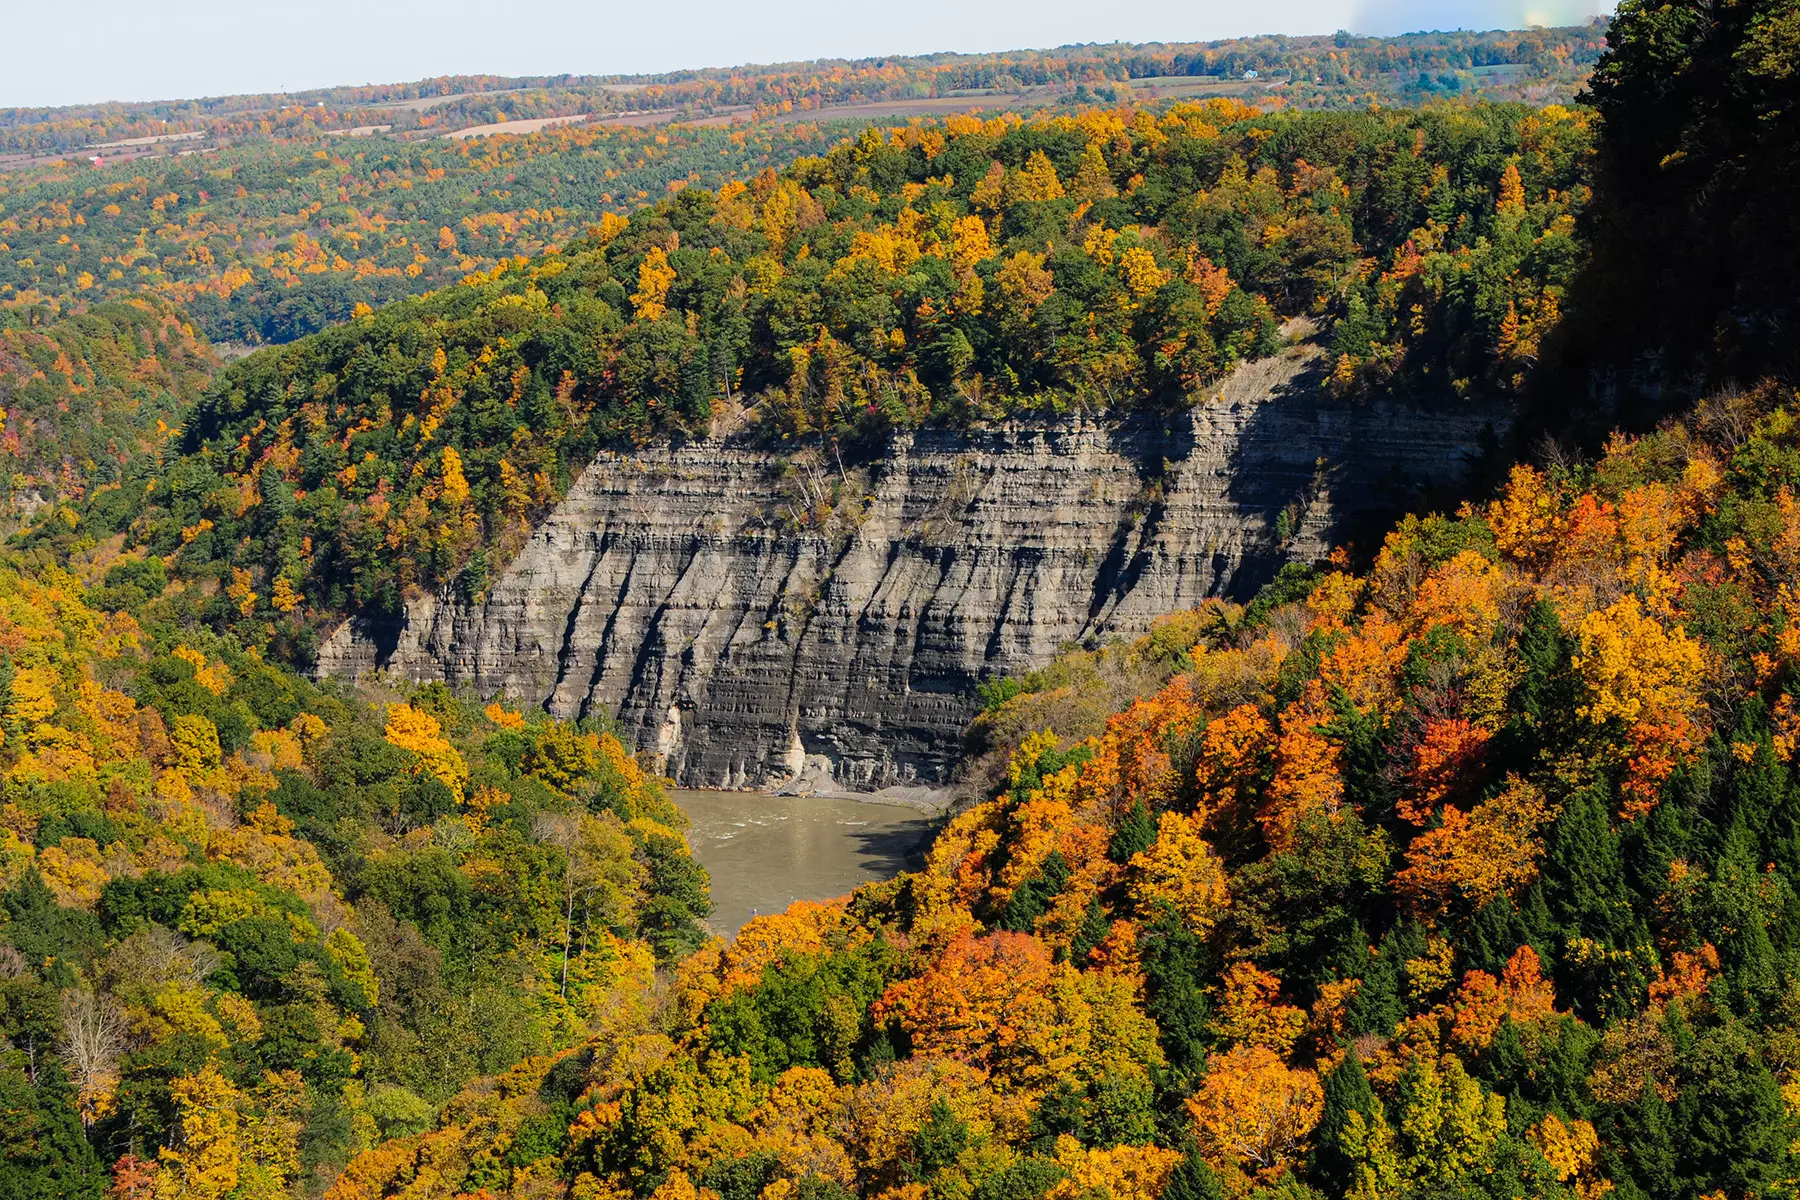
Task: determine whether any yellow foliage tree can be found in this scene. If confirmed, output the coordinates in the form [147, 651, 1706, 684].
[1128, 810, 1229, 934]
[1485, 464, 1563, 564]
[1496, 162, 1526, 215]
[1261, 722, 1344, 851]
[1392, 1054, 1508, 1193]
[632, 246, 677, 321]
[1529, 1114, 1611, 1199]
[37, 836, 109, 907]
[156, 1064, 243, 1200]
[873, 929, 1087, 1091]
[1194, 704, 1274, 827]
[1212, 962, 1306, 1057]
[1048, 1135, 1179, 1200]
[169, 713, 221, 779]
[1572, 593, 1707, 728]
[383, 703, 469, 801]
[11, 664, 59, 725]
[1118, 247, 1170, 303]
[1070, 143, 1118, 204]
[1014, 151, 1067, 203]
[1395, 775, 1555, 916]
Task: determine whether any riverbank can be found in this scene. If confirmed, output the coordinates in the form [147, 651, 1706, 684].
[770, 779, 952, 813]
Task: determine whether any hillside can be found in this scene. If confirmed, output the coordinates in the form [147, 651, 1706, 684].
[34, 99, 1587, 666]
[0, 298, 215, 521]
[0, 27, 1604, 344]
[270, 385, 1800, 1200]
[4, 5, 1800, 1200]
[0, 121, 863, 345]
[0, 556, 713, 1196]
[0, 26, 1605, 156]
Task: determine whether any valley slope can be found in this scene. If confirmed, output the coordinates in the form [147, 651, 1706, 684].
[320, 344, 1502, 788]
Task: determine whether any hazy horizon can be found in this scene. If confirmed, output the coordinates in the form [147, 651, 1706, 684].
[4, 0, 1608, 110]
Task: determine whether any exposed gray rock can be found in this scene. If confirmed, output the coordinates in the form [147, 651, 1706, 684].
[318, 347, 1504, 787]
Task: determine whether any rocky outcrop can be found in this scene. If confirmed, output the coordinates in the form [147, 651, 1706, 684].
[318, 347, 1504, 787]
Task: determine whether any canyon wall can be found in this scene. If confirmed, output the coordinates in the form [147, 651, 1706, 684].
[318, 348, 1504, 788]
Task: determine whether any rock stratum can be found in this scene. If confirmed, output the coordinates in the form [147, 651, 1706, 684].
[318, 348, 1504, 788]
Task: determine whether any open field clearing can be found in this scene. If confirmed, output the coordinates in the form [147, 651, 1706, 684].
[440, 112, 593, 138]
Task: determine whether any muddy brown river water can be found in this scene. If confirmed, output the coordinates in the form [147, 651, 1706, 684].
[673, 790, 937, 938]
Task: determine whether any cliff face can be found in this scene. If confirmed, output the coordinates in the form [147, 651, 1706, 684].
[318, 348, 1504, 788]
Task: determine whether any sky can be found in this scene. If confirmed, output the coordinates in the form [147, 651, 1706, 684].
[3, 0, 1609, 109]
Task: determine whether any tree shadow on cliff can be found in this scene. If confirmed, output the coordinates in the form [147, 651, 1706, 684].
[1080, 408, 1201, 626]
[1221, 352, 1509, 595]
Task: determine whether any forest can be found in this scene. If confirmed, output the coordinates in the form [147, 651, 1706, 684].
[0, 297, 216, 521]
[0, 27, 1605, 347]
[33, 98, 1589, 661]
[2, 1, 1799, 1198]
[0, 120, 864, 345]
[0, 559, 714, 1196]
[0, 26, 1604, 155]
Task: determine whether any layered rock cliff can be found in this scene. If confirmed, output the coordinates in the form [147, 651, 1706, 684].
[318, 347, 1504, 788]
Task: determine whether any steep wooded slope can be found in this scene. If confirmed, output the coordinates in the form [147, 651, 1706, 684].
[317, 384, 1800, 1200]
[317, 343, 1503, 788]
[0, 558, 713, 1196]
[41, 100, 1586, 674]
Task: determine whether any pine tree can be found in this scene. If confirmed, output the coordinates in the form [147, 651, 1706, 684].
[1705, 821, 1780, 1015]
[1543, 787, 1636, 943]
[1344, 922, 1423, 1036]
[1673, 1020, 1793, 1197]
[1505, 600, 1578, 746]
[1313, 1048, 1393, 1197]
[1068, 895, 1109, 964]
[1621, 783, 1692, 910]
[997, 851, 1070, 931]
[0, 653, 17, 745]
[1028, 1080, 1086, 1152]
[0, 1060, 105, 1200]
[1465, 892, 1552, 977]
[1138, 908, 1214, 1083]
[1724, 717, 1788, 848]
[1601, 1077, 1676, 1200]
[1108, 799, 1157, 864]
[1541, 787, 1647, 1020]
[907, 1098, 971, 1182]
[1162, 1140, 1224, 1200]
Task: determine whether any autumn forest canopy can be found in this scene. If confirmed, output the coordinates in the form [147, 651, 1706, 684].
[4, 5, 1800, 1200]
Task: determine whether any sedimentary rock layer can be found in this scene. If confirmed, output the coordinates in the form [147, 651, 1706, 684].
[319, 349, 1503, 787]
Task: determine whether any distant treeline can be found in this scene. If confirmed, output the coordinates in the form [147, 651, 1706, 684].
[0, 25, 1605, 154]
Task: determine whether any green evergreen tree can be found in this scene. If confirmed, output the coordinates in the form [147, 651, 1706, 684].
[1673, 1020, 1793, 1197]
[1028, 1080, 1086, 1152]
[1137, 908, 1214, 1084]
[1107, 799, 1156, 864]
[1068, 895, 1109, 965]
[1704, 821, 1781, 1015]
[1312, 1047, 1382, 1196]
[1163, 1139, 1224, 1200]
[999, 851, 1070, 932]
[908, 1098, 972, 1182]
[0, 654, 15, 745]
[1502, 600, 1578, 755]
[1540, 788, 1647, 1020]
[1601, 1077, 1676, 1200]
[1344, 922, 1424, 1036]
[0, 1061, 105, 1200]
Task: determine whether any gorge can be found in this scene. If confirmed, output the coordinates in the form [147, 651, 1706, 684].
[318, 344, 1505, 789]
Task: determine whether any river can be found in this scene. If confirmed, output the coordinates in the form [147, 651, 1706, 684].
[673, 790, 938, 938]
